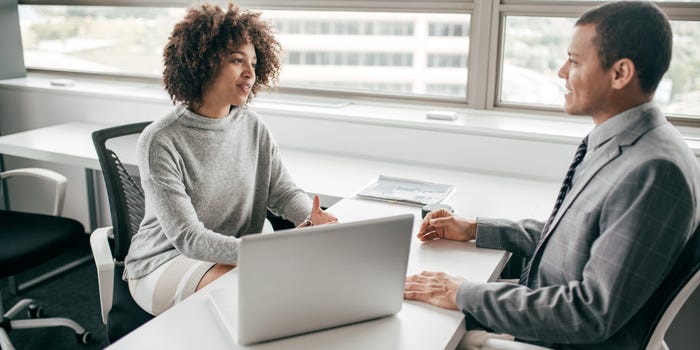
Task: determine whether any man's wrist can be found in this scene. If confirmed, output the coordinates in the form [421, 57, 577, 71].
[466, 219, 477, 241]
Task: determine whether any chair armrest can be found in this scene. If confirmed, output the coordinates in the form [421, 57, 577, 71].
[262, 218, 274, 233]
[90, 226, 115, 325]
[482, 339, 553, 350]
[0, 167, 67, 215]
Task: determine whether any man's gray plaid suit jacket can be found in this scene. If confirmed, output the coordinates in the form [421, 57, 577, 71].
[457, 103, 700, 349]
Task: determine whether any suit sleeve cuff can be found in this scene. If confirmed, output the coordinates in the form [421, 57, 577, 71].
[456, 279, 482, 313]
[475, 217, 504, 250]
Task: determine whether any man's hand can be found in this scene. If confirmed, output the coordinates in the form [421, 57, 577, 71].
[417, 208, 476, 242]
[403, 271, 465, 310]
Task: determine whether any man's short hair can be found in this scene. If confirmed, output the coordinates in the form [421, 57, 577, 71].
[576, 1, 672, 94]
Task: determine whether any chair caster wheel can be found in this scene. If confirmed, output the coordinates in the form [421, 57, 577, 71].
[77, 331, 91, 344]
[27, 305, 44, 318]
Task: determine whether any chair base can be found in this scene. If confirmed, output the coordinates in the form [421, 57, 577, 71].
[0, 327, 15, 350]
[1, 297, 91, 349]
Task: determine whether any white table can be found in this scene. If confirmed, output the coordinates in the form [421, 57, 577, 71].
[107, 198, 511, 350]
[0, 122, 113, 171]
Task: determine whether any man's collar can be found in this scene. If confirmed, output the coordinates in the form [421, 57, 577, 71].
[587, 101, 660, 151]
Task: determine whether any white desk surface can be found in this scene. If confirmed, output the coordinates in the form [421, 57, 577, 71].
[0, 122, 111, 170]
[0, 122, 560, 349]
[107, 198, 510, 350]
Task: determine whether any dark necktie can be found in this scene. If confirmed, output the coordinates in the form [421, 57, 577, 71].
[519, 136, 588, 285]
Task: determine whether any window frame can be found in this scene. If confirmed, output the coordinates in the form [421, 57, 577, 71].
[16, 0, 700, 124]
[495, 1, 700, 124]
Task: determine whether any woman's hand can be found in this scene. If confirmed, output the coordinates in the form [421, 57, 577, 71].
[416, 208, 476, 242]
[297, 195, 338, 228]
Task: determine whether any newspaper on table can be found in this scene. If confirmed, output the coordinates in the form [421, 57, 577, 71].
[356, 175, 454, 206]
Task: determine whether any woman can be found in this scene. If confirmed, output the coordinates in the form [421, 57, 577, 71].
[124, 2, 337, 316]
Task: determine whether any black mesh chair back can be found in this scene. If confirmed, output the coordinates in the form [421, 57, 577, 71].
[637, 224, 700, 349]
[92, 124, 147, 261]
[92, 121, 153, 342]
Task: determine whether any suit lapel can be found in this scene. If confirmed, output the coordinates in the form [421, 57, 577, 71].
[529, 106, 668, 272]
[543, 144, 620, 239]
[524, 144, 621, 287]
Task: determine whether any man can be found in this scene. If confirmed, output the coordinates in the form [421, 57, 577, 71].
[404, 2, 700, 349]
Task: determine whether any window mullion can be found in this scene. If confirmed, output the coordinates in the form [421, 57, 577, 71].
[661, 4, 700, 21]
[467, 0, 494, 109]
[485, 0, 502, 110]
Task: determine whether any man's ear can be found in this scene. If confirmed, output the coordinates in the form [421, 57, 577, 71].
[610, 58, 636, 90]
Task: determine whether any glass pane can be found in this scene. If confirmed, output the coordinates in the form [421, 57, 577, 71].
[500, 16, 700, 118]
[268, 11, 470, 99]
[662, 21, 700, 117]
[500, 17, 573, 107]
[18, 6, 471, 100]
[19, 5, 184, 76]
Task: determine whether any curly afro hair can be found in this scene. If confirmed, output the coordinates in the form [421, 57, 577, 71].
[162, 2, 282, 109]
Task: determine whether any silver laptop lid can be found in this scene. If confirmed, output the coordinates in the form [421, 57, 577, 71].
[236, 214, 414, 345]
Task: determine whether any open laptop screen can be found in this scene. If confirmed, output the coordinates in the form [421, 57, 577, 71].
[235, 214, 414, 345]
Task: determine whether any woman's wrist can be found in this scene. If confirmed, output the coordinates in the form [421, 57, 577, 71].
[299, 217, 313, 227]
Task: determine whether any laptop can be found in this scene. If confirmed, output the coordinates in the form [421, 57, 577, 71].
[215, 214, 414, 345]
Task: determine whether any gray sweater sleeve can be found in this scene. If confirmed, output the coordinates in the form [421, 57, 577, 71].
[265, 134, 313, 224]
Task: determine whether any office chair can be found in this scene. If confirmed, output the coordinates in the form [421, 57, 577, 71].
[0, 168, 91, 349]
[90, 122, 153, 343]
[481, 225, 700, 350]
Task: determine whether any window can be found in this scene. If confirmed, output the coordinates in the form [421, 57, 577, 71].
[426, 83, 467, 97]
[495, 0, 700, 121]
[429, 22, 469, 37]
[664, 21, 700, 117]
[284, 51, 413, 67]
[500, 17, 574, 108]
[18, 5, 183, 76]
[19, 5, 470, 99]
[428, 54, 468, 68]
[500, 16, 700, 117]
[270, 11, 466, 98]
[14, 1, 700, 120]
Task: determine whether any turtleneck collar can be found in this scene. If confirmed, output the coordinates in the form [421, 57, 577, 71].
[176, 104, 245, 130]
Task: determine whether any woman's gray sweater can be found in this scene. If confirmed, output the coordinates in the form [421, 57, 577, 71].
[124, 105, 312, 279]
